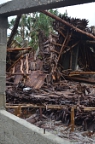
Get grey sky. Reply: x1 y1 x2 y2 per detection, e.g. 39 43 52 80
0 0 95 26
0 0 11 4
58 2 95 26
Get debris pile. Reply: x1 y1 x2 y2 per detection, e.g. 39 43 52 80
6 11 95 142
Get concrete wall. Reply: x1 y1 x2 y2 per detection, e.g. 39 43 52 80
0 0 95 16
0 110 73 144
0 16 7 109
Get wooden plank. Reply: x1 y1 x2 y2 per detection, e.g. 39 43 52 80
69 71 95 76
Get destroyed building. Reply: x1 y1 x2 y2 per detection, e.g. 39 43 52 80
1 0 95 144
5 9 95 143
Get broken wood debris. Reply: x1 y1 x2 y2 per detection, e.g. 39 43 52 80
6 11 95 140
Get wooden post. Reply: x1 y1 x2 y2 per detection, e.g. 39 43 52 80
71 107 74 132
14 106 21 117
39 107 42 120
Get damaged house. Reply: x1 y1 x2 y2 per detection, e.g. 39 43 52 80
6 10 95 143
1 0 95 144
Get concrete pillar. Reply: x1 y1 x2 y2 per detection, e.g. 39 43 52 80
0 16 7 109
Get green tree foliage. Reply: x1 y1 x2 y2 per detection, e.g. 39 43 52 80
8 10 60 50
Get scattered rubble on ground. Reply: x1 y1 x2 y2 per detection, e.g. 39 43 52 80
6 11 95 143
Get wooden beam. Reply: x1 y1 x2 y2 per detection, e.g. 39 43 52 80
6 103 95 111
7 15 21 48
69 71 95 76
7 47 32 52
65 75 95 84
6 104 68 109
41 10 95 40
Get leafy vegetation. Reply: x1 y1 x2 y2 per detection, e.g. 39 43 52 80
8 9 67 50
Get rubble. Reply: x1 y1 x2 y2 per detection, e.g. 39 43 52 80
6 11 95 143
